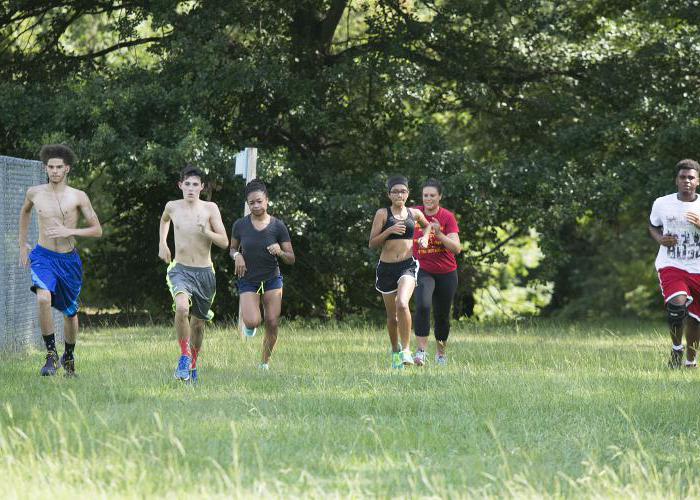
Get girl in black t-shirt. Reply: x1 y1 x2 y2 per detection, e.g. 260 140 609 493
230 179 295 370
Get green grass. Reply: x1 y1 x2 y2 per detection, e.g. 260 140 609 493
1 319 699 498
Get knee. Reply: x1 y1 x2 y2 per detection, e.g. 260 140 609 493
667 299 688 329
265 316 279 330
396 300 410 313
36 291 51 306
175 301 189 316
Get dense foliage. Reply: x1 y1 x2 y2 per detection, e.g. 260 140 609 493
2 1 699 319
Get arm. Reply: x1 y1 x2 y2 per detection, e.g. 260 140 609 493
268 241 295 265
229 235 246 278
158 203 172 263
649 223 677 247
45 191 103 239
413 209 432 249
369 209 403 248
201 204 229 249
18 189 34 267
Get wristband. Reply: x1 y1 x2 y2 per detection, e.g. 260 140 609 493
232 251 240 259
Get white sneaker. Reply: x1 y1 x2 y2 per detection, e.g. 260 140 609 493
436 353 447 366
401 349 414 366
259 363 269 370
243 326 257 337
414 350 426 366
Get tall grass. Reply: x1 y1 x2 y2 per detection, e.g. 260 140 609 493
1 319 697 497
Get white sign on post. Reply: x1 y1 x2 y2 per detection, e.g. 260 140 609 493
233 148 257 338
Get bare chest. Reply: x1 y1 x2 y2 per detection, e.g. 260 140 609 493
33 191 80 220
172 208 210 234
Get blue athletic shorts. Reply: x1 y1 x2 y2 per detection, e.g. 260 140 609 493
237 274 283 294
29 245 83 317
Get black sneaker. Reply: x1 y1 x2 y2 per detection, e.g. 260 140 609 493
60 353 77 378
40 351 59 376
668 348 684 369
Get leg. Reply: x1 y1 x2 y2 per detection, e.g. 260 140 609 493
174 293 191 345
173 293 193 380
36 288 59 376
36 289 55 338
395 276 416 352
190 316 205 367
414 270 435 354
382 293 400 352
667 294 688 368
261 289 283 364
240 292 262 329
668 295 687 346
432 271 459 357
686 317 700 364
64 314 78 344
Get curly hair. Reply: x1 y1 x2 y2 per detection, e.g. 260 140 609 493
39 144 77 166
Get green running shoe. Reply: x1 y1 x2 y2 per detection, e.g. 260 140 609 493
391 351 403 369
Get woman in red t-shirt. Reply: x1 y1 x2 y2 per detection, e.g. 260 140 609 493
412 179 461 365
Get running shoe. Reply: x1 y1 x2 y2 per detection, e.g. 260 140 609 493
187 368 198 384
436 353 448 366
243 326 257 337
414 350 426 366
668 348 684 369
259 363 269 371
685 360 698 369
40 351 59 376
60 353 76 378
391 351 403 369
174 355 191 380
401 349 414 366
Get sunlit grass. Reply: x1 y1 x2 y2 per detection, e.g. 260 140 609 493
1 319 698 497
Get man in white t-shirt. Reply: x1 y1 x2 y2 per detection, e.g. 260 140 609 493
649 159 700 368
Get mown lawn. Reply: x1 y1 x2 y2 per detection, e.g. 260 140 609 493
1 319 698 498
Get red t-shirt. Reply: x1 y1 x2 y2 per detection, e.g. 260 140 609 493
413 206 459 274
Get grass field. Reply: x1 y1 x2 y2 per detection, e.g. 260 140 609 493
2 319 700 498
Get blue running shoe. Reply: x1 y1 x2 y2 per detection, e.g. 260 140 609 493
243 325 257 337
174 355 191 380
186 368 198 385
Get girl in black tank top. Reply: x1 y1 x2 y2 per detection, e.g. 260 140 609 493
368 175 432 370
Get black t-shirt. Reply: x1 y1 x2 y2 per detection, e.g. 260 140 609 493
231 215 291 282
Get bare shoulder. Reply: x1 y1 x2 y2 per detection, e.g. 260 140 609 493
25 185 41 199
70 186 91 202
374 207 387 219
204 200 221 213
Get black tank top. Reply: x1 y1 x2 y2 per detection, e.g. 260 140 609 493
381 207 415 240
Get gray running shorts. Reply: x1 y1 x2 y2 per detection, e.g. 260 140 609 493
166 262 216 321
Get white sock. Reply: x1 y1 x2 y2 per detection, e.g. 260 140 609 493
673 344 684 351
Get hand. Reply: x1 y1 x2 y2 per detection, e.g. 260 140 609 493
45 223 73 239
418 235 430 249
430 221 442 235
158 242 172 263
387 222 406 235
234 253 247 277
196 214 208 234
687 212 700 228
19 243 31 268
267 243 283 256
660 234 678 248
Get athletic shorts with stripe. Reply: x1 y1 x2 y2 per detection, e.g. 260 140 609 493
166 262 216 321
375 257 419 294
658 266 700 321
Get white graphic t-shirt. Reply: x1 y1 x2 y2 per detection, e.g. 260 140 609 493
650 193 700 272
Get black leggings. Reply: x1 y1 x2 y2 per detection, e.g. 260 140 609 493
414 269 458 342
